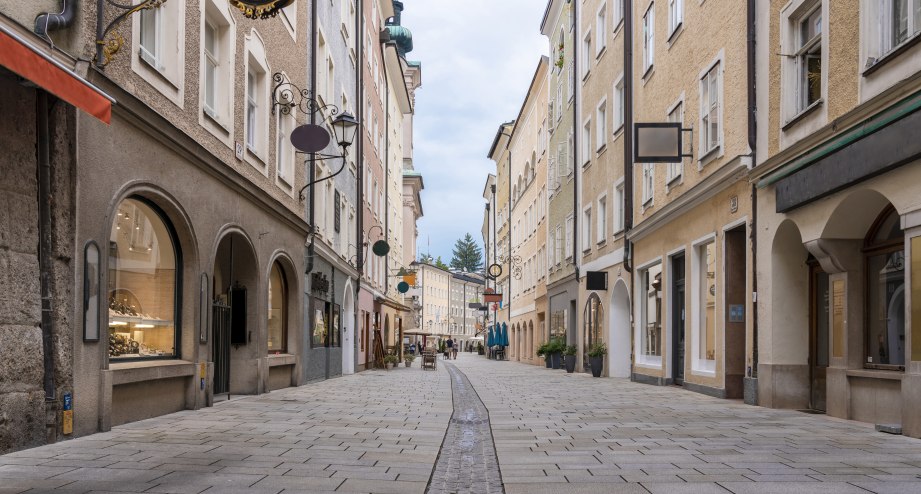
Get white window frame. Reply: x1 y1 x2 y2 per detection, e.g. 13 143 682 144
596 3 607 56
582 206 592 253
613 0 624 31
613 180 625 234
641 163 655 206
596 194 607 244
643 3 655 75
199 0 236 144
581 117 592 166
276 109 296 189
565 214 574 259
666 98 684 184
613 73 625 133
667 0 683 38
875 0 921 58
556 225 564 265
280 0 297 39
699 56 723 160
582 30 593 79
691 236 717 376
244 29 271 172
132 0 186 106
595 99 607 152
635 259 664 367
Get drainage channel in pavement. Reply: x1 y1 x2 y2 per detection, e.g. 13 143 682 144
426 361 504 494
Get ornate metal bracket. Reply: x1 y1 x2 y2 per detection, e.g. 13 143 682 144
95 0 166 68
498 254 523 280
272 73 339 119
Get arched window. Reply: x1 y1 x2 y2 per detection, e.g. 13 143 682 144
267 262 287 353
108 197 180 360
864 206 904 368
583 293 603 370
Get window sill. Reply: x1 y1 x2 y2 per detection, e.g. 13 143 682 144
268 353 296 366
596 144 607 156
697 145 721 168
666 22 684 46
782 99 823 131
863 32 921 77
108 360 195 386
642 65 654 83
613 19 624 38
849 368 904 378
596 45 607 61
203 111 230 135
596 238 606 247
612 124 624 140
582 70 592 83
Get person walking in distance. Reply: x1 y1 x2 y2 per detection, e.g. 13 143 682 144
446 337 454 360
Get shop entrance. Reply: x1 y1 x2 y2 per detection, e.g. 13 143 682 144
212 232 258 397
724 226 747 399
809 260 829 412
671 254 686 386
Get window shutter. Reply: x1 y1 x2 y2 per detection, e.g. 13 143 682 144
334 190 341 233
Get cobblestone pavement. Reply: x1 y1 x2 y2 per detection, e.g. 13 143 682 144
454 357 921 494
0 366 453 494
4 355 921 493
426 362 502 494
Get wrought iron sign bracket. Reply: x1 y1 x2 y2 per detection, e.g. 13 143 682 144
95 0 166 68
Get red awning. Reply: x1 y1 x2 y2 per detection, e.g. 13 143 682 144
0 27 113 124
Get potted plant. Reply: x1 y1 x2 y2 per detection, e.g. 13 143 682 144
383 355 399 369
587 343 606 377
548 339 564 370
404 354 416 367
563 344 577 373
536 342 551 368
477 342 485 355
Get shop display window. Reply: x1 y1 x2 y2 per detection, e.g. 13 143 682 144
865 207 905 369
107 198 179 360
267 263 287 353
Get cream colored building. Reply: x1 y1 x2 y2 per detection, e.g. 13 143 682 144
752 0 921 437
575 0 631 376
506 58 550 365
628 0 754 399
416 262 452 343
487 123 514 340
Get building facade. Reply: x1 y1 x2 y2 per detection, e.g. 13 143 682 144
449 272 486 351
753 0 921 437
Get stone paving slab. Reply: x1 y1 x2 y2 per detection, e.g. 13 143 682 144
452 355 921 494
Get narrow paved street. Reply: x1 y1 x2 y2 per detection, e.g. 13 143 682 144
2 355 921 493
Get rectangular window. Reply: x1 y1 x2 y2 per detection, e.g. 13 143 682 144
548 230 555 266
582 207 592 252
568 60 575 99
668 0 683 36
595 100 607 151
643 4 655 74
596 4 607 55
139 6 161 68
276 113 295 186
311 298 329 348
582 31 592 78
700 62 721 154
582 118 592 165
695 242 717 368
246 71 258 149
565 215 574 259
614 183 625 233
614 76 625 131
597 196 607 243
795 5 822 112
556 83 563 122
203 19 218 117
666 102 684 182
642 163 654 205
879 0 921 54
642 263 663 357
556 225 564 264
613 0 624 28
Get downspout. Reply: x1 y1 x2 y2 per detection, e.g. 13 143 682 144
491 184 497 345
35 0 76 38
747 0 759 384
306 0 318 275
505 143 511 331
37 92 56 403
572 0 580 281
623 0 634 274
381 41 391 294
355 0 363 371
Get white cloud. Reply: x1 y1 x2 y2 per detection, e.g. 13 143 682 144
401 0 548 263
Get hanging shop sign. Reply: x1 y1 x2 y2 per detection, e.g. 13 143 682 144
229 0 294 19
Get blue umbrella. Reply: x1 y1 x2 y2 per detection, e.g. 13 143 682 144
500 323 509 347
486 326 494 347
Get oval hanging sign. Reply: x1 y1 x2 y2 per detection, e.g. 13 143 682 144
229 0 294 19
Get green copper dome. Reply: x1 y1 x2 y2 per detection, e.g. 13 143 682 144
385 1 413 58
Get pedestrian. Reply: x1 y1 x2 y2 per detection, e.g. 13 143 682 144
409 343 415 355
452 342 458 360
446 337 453 359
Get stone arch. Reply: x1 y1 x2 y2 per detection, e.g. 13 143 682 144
266 251 299 359
609 278 632 378
341 279 356 375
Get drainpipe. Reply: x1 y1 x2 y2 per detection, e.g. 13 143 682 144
623 0 634 275
35 0 76 38
572 0 580 283
747 0 759 383
306 0 318 275
37 92 56 404
380 39 390 294
354 0 363 371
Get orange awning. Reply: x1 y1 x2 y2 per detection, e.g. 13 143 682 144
0 27 114 124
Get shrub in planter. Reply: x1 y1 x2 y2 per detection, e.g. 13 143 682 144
383 355 400 369
587 343 607 377
404 354 416 367
563 344 577 373
537 342 551 368
547 339 565 369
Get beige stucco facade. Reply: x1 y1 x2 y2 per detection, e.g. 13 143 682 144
628 0 754 399
508 58 550 366
754 0 921 437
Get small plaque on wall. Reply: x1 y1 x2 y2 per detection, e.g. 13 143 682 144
728 304 745 323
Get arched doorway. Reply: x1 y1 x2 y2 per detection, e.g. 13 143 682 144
583 294 603 372
864 206 905 368
769 220 810 408
341 284 355 375
212 230 259 397
267 262 287 355
609 279 631 378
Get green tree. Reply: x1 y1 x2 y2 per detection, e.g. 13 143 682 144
434 256 450 270
450 233 483 272
418 252 434 263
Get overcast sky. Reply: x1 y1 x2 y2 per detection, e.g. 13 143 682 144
400 1 547 266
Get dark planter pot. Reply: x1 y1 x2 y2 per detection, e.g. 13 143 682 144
551 352 562 369
564 356 576 373
478 348 484 355
589 356 604 377
544 356 551 368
